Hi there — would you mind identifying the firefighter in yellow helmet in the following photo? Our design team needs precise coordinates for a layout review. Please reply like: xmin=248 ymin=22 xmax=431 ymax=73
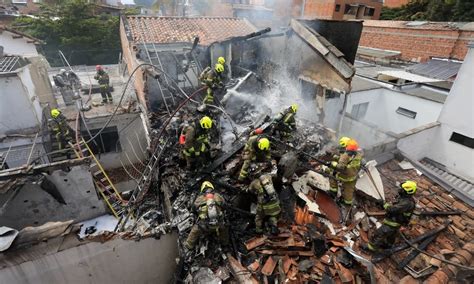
xmin=324 ymin=136 xmax=351 ymax=196
xmin=49 ymin=108 xmax=73 ymax=151
xmin=249 ymin=174 xmax=281 ymax=235
xmin=238 ymin=134 xmax=271 ymax=181
xmin=272 ymin=104 xmax=298 ymax=140
xmin=180 ymin=116 xmax=214 ymax=169
xmin=362 ymin=181 xmax=417 ymax=253
xmin=199 ymin=62 xmax=225 ymax=105
xmin=184 ymin=181 xmax=229 ymax=253
xmin=330 ymin=139 xmax=363 ymax=206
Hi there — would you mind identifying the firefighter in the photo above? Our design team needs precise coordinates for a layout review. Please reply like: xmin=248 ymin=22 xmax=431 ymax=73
xmin=331 ymin=139 xmax=363 ymax=206
xmin=94 ymin=65 xmax=113 ymax=104
xmin=249 ymin=174 xmax=281 ymax=235
xmin=180 ymin=116 xmax=213 ymax=169
xmin=184 ymin=181 xmax=229 ymax=252
xmin=325 ymin=136 xmax=351 ymax=196
xmin=238 ymin=130 xmax=271 ymax=181
xmin=362 ymin=181 xmax=417 ymax=253
xmin=199 ymin=63 xmax=225 ymax=105
xmin=49 ymin=108 xmax=73 ymax=150
xmin=272 ymin=104 xmax=298 ymax=140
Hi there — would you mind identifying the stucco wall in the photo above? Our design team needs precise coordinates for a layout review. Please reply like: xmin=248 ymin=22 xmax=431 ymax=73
xmin=0 ymin=30 xmax=38 ymax=56
xmin=0 ymin=72 xmax=42 ymax=135
xmin=82 ymin=113 xmax=148 ymax=169
xmin=346 ymin=88 xmax=443 ymax=134
xmin=425 ymin=45 xmax=474 ymax=180
xmin=0 ymin=233 xmax=178 ymax=284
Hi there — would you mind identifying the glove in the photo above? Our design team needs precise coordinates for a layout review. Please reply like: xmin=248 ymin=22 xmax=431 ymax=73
xmin=383 ymin=203 xmax=391 ymax=210
xmin=331 ymin=161 xmax=338 ymax=168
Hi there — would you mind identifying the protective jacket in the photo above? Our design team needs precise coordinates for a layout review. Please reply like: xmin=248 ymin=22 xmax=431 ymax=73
xmin=181 ymin=121 xmax=210 ymax=158
xmin=335 ymin=151 xmax=363 ymax=183
xmin=194 ymin=191 xmax=225 ymax=227
xmin=383 ymin=195 xmax=416 ymax=227
xmin=274 ymin=108 xmax=296 ymax=135
xmin=95 ymin=70 xmax=110 ymax=88
xmin=238 ymin=135 xmax=271 ymax=180
xmin=199 ymin=67 xmax=223 ymax=88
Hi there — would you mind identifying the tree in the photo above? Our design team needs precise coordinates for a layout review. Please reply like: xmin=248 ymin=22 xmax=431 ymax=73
xmin=380 ymin=0 xmax=474 ymax=21
xmin=12 ymin=0 xmax=121 ymax=66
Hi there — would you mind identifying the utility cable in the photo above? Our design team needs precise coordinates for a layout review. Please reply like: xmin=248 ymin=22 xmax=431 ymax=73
xmin=400 ymin=232 xmax=474 ymax=270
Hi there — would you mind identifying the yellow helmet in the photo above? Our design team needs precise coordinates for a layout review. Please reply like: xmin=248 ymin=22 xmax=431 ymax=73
xmin=51 ymin=108 xmax=61 ymax=118
xmin=291 ymin=104 xmax=298 ymax=113
xmin=201 ymin=181 xmax=214 ymax=192
xmin=200 ymin=116 xmax=213 ymax=129
xmin=217 ymin=56 xmax=225 ymax=65
xmin=401 ymin=180 xmax=417 ymax=195
xmin=257 ymin=137 xmax=270 ymax=151
xmin=215 ymin=63 xmax=224 ymax=73
xmin=339 ymin=136 xmax=351 ymax=148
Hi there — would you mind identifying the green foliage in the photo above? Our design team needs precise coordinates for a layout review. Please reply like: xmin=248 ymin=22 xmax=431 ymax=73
xmin=380 ymin=0 xmax=474 ymax=21
xmin=12 ymin=0 xmax=121 ymax=66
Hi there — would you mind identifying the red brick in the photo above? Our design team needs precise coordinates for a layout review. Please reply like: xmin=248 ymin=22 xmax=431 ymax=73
xmin=452 ymin=201 xmax=469 ymax=212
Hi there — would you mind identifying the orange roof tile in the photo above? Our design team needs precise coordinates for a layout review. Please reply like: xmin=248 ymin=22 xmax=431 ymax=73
xmin=125 ymin=16 xmax=258 ymax=46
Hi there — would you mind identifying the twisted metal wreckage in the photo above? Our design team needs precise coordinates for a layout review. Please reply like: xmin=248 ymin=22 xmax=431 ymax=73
xmin=105 ymin=59 xmax=384 ymax=283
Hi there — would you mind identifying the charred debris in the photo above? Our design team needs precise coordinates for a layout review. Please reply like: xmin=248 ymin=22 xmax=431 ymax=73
xmin=112 ymin=21 xmax=383 ymax=283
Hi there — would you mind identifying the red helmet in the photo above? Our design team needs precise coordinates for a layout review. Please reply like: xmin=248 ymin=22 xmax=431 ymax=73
xmin=254 ymin=128 xmax=263 ymax=135
xmin=96 ymin=65 xmax=102 ymax=71
xmin=346 ymin=139 xmax=359 ymax=151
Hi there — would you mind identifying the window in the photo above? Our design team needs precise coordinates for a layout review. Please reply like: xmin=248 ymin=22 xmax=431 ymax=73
xmin=450 ymin=132 xmax=474 ymax=149
xmin=344 ymin=4 xmax=358 ymax=15
xmin=82 ymin=127 xmax=121 ymax=154
xmin=335 ymin=4 xmax=341 ymax=12
xmin=396 ymin=107 xmax=417 ymax=119
xmin=351 ymin=102 xmax=369 ymax=119
xmin=364 ymin=7 xmax=375 ymax=16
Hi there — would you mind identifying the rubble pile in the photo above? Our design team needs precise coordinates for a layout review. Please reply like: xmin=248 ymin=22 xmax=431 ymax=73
xmin=120 ymin=73 xmax=473 ymax=284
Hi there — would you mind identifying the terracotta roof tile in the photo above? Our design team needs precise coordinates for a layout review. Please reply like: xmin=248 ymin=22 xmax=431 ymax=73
xmin=125 ymin=16 xmax=258 ymax=46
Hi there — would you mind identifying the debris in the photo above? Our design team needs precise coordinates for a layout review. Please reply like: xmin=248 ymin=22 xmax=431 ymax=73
xmin=398 ymin=160 xmax=415 ymax=170
xmin=245 ymin=236 xmax=267 ymax=250
xmin=247 ymin=260 xmax=260 ymax=272
xmin=227 ymin=255 xmax=259 ymax=284
xmin=298 ymin=259 xmax=315 ymax=272
xmin=261 ymin=256 xmax=277 ymax=276
xmin=282 ymin=255 xmax=292 ymax=273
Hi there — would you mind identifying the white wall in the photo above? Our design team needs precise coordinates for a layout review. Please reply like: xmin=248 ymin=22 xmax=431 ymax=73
xmin=0 ymin=71 xmax=42 ymax=135
xmin=0 ymin=30 xmax=39 ymax=56
xmin=0 ymin=234 xmax=178 ymax=284
xmin=346 ymin=88 xmax=443 ymax=134
xmin=423 ymin=45 xmax=474 ymax=180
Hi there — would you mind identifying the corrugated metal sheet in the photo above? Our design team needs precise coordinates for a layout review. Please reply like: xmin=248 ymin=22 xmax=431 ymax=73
xmin=407 ymin=59 xmax=461 ymax=81
xmin=377 ymin=70 xmax=442 ymax=83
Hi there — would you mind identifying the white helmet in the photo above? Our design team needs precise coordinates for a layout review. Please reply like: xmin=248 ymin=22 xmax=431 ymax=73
xmin=60 ymin=68 xmax=66 ymax=74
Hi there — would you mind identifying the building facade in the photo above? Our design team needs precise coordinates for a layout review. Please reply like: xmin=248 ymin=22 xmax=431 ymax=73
xmin=360 ymin=21 xmax=474 ymax=62
xmin=383 ymin=0 xmax=409 ymax=8
xmin=300 ymin=0 xmax=382 ymax=20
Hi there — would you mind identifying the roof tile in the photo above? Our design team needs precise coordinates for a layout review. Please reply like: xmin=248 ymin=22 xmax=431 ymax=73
xmin=125 ymin=16 xmax=258 ymax=46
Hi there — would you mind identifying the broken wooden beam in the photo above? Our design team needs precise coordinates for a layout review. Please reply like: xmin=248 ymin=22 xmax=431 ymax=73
xmin=0 ymin=157 xmax=90 ymax=181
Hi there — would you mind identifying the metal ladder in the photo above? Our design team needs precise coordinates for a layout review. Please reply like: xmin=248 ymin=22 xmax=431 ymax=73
xmin=71 ymin=138 xmax=126 ymax=218
xmin=139 ymin=21 xmax=176 ymax=115
xmin=115 ymin=140 xmax=166 ymax=231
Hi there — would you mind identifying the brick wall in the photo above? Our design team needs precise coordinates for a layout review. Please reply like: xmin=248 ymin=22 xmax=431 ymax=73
xmin=301 ymin=0 xmax=382 ymax=20
xmin=360 ymin=23 xmax=474 ymax=62
xmin=384 ymin=0 xmax=409 ymax=8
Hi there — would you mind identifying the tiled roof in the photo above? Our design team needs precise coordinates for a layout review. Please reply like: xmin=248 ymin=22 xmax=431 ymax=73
xmin=372 ymin=159 xmax=474 ymax=282
xmin=125 ymin=16 xmax=258 ymax=46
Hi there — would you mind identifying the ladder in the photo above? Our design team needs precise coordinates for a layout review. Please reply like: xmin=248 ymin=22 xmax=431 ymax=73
xmin=139 ymin=20 xmax=176 ymax=115
xmin=72 ymin=138 xmax=126 ymax=218
xmin=115 ymin=140 xmax=166 ymax=231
